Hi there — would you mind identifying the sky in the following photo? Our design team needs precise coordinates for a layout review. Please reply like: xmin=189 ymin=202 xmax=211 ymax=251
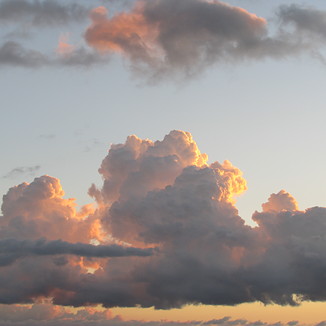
xmin=0 ymin=0 xmax=326 ymax=325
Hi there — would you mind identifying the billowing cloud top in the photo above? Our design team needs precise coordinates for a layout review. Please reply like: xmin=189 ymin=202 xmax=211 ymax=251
xmin=1 ymin=130 xmax=326 ymax=309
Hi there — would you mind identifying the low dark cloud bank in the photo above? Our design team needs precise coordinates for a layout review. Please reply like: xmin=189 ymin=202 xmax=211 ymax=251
xmin=0 ymin=238 xmax=155 ymax=267
xmin=0 ymin=130 xmax=325 ymax=309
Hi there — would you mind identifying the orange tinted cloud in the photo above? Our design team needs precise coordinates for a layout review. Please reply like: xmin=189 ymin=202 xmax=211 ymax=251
xmin=1 ymin=130 xmax=326 ymax=311
xmin=57 ymin=34 xmax=75 ymax=56
xmin=0 ymin=175 xmax=99 ymax=243
xmin=262 ymin=189 xmax=299 ymax=213
xmin=85 ymin=4 xmax=159 ymax=58
xmin=84 ymin=0 xmax=268 ymax=77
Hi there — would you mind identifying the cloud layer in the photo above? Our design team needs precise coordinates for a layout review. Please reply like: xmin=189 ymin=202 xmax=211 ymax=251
xmin=1 ymin=0 xmax=326 ymax=78
xmin=0 ymin=130 xmax=325 ymax=309
xmin=84 ymin=0 xmax=326 ymax=79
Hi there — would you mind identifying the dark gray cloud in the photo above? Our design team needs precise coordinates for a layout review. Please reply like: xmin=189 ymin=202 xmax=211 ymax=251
xmin=82 ymin=1 xmax=286 ymax=78
xmin=278 ymin=4 xmax=326 ymax=39
xmin=0 ymin=0 xmax=88 ymax=26
xmin=2 ymin=1 xmax=326 ymax=77
xmin=0 ymin=1 xmax=108 ymax=68
xmin=0 ymin=41 xmax=108 ymax=67
xmin=2 ymin=165 xmax=41 ymax=179
xmin=85 ymin=0 xmax=271 ymax=79
xmin=0 ymin=41 xmax=48 ymax=67
xmin=58 ymin=46 xmax=110 ymax=67
xmin=0 ymin=238 xmax=155 ymax=266
xmin=83 ymin=0 xmax=326 ymax=80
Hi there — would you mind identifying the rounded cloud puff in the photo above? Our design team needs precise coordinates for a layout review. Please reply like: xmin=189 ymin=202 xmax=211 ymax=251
xmin=0 ymin=130 xmax=325 ymax=308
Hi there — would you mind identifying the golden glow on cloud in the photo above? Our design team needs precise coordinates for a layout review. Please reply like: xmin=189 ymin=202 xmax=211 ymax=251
xmin=262 ymin=190 xmax=299 ymax=213
xmin=86 ymin=4 xmax=159 ymax=55
xmin=211 ymin=160 xmax=247 ymax=203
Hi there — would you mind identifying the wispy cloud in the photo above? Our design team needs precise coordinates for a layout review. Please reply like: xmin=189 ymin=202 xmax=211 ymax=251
xmin=0 ymin=0 xmax=88 ymax=26
xmin=0 ymin=41 xmax=108 ymax=67
xmin=2 ymin=165 xmax=40 ymax=179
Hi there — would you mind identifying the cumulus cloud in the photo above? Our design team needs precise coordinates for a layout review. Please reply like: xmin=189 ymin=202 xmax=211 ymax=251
xmin=261 ymin=190 xmax=298 ymax=213
xmin=0 ymin=175 xmax=98 ymax=242
xmin=0 ymin=131 xmax=326 ymax=309
xmin=91 ymin=130 xmax=208 ymax=204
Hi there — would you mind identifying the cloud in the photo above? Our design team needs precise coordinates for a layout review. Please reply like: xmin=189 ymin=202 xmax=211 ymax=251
xmin=0 ymin=0 xmax=88 ymax=26
xmin=84 ymin=0 xmax=269 ymax=78
xmin=82 ymin=0 xmax=326 ymax=80
xmin=1 ymin=175 xmax=100 ymax=242
xmin=0 ymin=1 xmax=109 ymax=68
xmin=261 ymin=190 xmax=299 ymax=213
xmin=0 ymin=41 xmax=48 ymax=67
xmin=0 ymin=238 xmax=155 ymax=266
xmin=0 ymin=131 xmax=326 ymax=309
xmin=2 ymin=1 xmax=326 ymax=77
xmin=278 ymin=4 xmax=326 ymax=40
xmin=2 ymin=165 xmax=41 ymax=179
xmin=0 ymin=40 xmax=108 ymax=67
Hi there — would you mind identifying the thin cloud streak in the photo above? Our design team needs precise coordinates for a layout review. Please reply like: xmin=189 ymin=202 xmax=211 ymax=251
xmin=0 ymin=0 xmax=88 ymax=26
xmin=0 ymin=41 xmax=109 ymax=67
xmin=0 ymin=238 xmax=156 ymax=267
xmin=2 ymin=165 xmax=41 ymax=179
